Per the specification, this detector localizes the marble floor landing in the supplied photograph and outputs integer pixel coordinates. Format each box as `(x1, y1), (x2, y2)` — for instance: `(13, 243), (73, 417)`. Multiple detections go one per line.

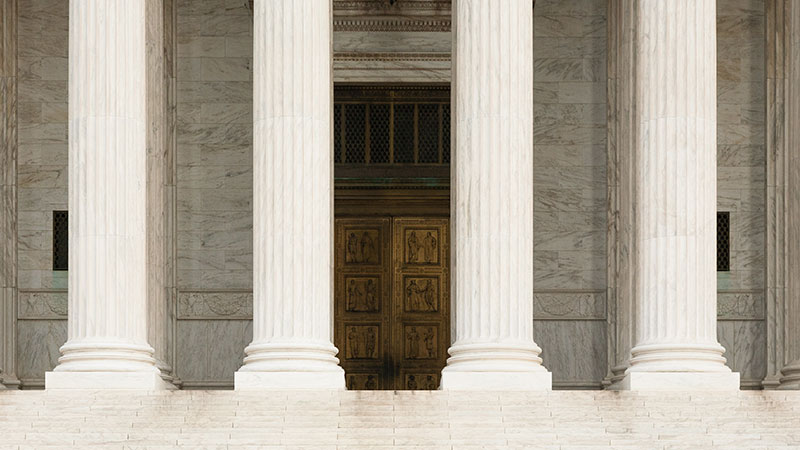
(0, 390), (799, 449)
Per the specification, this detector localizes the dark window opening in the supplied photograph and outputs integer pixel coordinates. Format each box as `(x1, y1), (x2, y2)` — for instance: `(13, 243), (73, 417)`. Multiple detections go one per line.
(717, 211), (730, 272)
(53, 210), (68, 271)
(333, 86), (450, 166)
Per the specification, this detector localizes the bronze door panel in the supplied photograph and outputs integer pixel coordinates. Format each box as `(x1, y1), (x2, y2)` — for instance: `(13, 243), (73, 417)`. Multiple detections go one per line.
(392, 218), (449, 390)
(335, 218), (391, 391)
(335, 217), (449, 390)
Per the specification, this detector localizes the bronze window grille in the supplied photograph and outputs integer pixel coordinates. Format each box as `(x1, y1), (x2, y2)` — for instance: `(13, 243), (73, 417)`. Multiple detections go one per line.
(717, 211), (730, 272)
(333, 86), (450, 166)
(53, 210), (68, 271)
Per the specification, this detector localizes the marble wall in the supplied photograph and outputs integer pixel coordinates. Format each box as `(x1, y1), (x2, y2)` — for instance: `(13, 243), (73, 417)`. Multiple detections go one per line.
(532, 0), (609, 388)
(716, 0), (767, 388)
(14, 0), (68, 387)
(174, 0), (253, 387)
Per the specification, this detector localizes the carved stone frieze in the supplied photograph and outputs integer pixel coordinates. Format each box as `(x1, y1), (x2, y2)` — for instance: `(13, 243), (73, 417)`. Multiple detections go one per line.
(333, 52), (450, 62)
(334, 0), (451, 15)
(177, 291), (252, 320)
(533, 292), (606, 320)
(334, 18), (450, 32)
(18, 291), (68, 319)
(717, 292), (765, 320)
(332, 0), (451, 32)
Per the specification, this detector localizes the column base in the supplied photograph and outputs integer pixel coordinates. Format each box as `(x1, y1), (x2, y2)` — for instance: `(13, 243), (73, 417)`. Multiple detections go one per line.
(45, 371), (176, 390)
(440, 341), (551, 390)
(440, 370), (552, 390)
(779, 361), (800, 389)
(235, 340), (345, 389)
(613, 372), (740, 391)
(235, 371), (345, 390)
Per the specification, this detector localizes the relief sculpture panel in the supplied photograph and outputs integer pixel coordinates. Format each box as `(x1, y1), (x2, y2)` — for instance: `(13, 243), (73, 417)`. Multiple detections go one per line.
(404, 228), (440, 265)
(345, 277), (380, 312)
(346, 373), (381, 390)
(403, 325), (438, 360)
(345, 325), (380, 360)
(404, 276), (439, 312)
(344, 229), (380, 264)
(403, 373), (440, 390)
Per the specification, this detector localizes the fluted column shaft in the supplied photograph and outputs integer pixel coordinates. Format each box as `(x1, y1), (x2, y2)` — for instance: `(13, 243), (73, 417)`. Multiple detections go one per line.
(46, 0), (166, 389)
(235, 0), (344, 389)
(622, 0), (738, 390)
(440, 0), (550, 390)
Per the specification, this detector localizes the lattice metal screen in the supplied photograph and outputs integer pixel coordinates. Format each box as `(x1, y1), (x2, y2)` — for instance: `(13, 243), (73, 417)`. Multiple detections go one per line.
(53, 210), (68, 271)
(717, 211), (730, 272)
(334, 86), (450, 166)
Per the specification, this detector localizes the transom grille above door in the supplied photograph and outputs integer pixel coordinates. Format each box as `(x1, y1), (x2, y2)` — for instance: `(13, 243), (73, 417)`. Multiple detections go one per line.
(334, 86), (450, 166)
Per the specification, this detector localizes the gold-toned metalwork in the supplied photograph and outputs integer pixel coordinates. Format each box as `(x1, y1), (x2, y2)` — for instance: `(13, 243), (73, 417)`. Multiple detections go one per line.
(335, 217), (449, 390)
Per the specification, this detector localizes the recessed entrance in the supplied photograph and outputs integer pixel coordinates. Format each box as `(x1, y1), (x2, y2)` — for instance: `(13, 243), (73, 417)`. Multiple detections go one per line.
(333, 85), (450, 390)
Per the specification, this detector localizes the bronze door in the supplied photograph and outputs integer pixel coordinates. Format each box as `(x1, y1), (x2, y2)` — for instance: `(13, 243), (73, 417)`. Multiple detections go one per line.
(335, 217), (449, 390)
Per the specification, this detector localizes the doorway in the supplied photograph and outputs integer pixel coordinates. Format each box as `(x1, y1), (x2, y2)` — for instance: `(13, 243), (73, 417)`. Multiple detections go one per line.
(334, 217), (449, 390)
(333, 85), (450, 389)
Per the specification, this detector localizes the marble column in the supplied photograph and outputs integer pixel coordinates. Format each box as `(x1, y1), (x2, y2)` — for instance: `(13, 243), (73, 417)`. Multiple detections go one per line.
(235, 0), (344, 389)
(45, 0), (168, 390)
(0, 0), (20, 390)
(145, 0), (174, 384)
(619, 0), (739, 390)
(440, 0), (551, 390)
(779, 0), (800, 390)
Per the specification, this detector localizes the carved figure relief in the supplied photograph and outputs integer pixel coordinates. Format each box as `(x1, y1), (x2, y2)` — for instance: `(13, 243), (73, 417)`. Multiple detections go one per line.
(405, 373), (438, 390)
(346, 277), (380, 312)
(404, 229), (439, 264)
(346, 325), (379, 360)
(404, 277), (438, 312)
(346, 373), (380, 390)
(404, 325), (437, 359)
(345, 229), (379, 264)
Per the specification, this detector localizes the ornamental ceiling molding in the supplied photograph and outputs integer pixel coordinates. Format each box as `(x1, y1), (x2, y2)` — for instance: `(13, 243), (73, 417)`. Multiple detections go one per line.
(334, 18), (450, 32)
(333, 52), (450, 62)
(333, 0), (451, 31)
(333, 0), (451, 15)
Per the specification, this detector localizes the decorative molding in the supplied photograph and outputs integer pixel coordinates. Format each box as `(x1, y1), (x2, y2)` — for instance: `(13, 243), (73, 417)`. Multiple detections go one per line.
(177, 291), (252, 320)
(533, 292), (606, 320)
(334, 52), (450, 63)
(17, 291), (68, 320)
(334, 0), (451, 15)
(717, 292), (765, 321)
(334, 18), (450, 32)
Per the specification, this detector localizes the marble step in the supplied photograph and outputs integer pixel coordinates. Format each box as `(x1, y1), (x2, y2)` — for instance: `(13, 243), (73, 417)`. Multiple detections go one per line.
(0, 391), (799, 449)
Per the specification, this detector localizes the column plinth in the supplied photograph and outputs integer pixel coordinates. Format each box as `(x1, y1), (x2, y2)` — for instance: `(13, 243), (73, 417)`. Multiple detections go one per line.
(234, 0), (344, 390)
(617, 0), (738, 391)
(440, 0), (551, 391)
(45, 0), (170, 390)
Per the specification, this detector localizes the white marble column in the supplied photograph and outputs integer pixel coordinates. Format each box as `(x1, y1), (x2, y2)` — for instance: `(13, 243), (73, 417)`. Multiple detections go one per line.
(45, 0), (168, 390)
(440, 0), (551, 390)
(235, 0), (344, 389)
(619, 0), (739, 390)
